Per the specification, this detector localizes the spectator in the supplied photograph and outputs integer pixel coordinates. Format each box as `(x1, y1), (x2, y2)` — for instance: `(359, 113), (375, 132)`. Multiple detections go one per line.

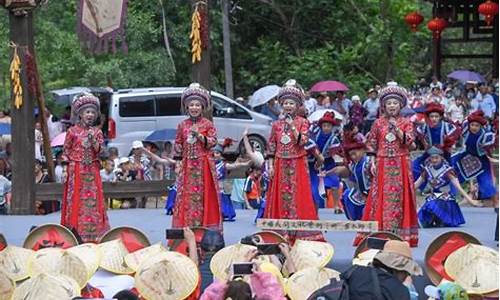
(100, 159), (116, 182)
(160, 141), (174, 180)
(332, 91), (351, 116)
(108, 147), (120, 170)
(34, 159), (59, 215)
(45, 108), (62, 141)
(54, 150), (66, 183)
(0, 170), (11, 215)
(316, 93), (332, 110)
(303, 91), (318, 115)
(427, 87), (447, 106)
(129, 141), (151, 181)
(362, 88), (379, 134)
(243, 167), (264, 210)
(349, 95), (366, 128)
(471, 83), (496, 120)
(259, 98), (281, 120)
(446, 94), (466, 124)
(235, 96), (249, 108)
(0, 110), (11, 124)
(429, 75), (443, 90)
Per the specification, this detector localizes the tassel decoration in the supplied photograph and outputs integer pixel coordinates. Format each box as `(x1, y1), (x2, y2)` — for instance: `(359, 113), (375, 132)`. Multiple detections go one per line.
(9, 44), (22, 110)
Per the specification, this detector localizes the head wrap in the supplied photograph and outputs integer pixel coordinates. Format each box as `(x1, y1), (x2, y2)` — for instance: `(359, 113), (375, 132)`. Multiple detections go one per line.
(427, 146), (444, 156)
(425, 102), (445, 115)
(378, 85), (408, 108)
(467, 111), (488, 126)
(277, 79), (305, 105)
(71, 93), (100, 123)
(181, 83), (211, 109)
(318, 111), (340, 126)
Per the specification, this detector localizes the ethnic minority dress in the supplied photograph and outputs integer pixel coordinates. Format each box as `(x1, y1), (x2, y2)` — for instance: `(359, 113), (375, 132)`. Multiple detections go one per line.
(341, 155), (372, 221)
(215, 160), (236, 221)
(354, 116), (419, 247)
(173, 117), (222, 231)
(417, 161), (465, 228)
(265, 116), (323, 242)
(413, 120), (460, 180)
(306, 127), (341, 208)
(452, 125), (496, 200)
(61, 124), (110, 242)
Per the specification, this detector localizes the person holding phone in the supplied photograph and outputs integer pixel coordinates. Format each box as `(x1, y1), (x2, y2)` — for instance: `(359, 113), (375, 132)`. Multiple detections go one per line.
(265, 80), (324, 243)
(171, 83), (222, 232)
(353, 85), (419, 247)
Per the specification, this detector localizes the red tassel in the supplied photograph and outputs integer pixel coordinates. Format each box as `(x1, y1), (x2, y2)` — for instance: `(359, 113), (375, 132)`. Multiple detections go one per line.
(24, 49), (38, 97)
(199, 7), (209, 49)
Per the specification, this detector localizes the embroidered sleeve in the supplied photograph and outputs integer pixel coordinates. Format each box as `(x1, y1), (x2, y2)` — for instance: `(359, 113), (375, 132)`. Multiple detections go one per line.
(366, 119), (379, 152)
(62, 128), (74, 162)
(480, 131), (496, 153)
(443, 122), (461, 150)
(267, 122), (277, 158)
(297, 118), (309, 146)
(94, 128), (104, 153)
(204, 120), (218, 149)
(174, 122), (183, 160)
(401, 118), (415, 146)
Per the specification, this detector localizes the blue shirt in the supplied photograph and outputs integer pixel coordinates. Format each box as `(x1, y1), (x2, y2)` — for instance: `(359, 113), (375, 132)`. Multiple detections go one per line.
(471, 93), (496, 119)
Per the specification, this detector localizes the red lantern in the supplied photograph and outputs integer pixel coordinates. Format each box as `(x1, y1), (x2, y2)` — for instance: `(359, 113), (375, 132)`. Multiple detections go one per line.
(478, 0), (499, 26)
(405, 11), (424, 32)
(427, 17), (448, 39)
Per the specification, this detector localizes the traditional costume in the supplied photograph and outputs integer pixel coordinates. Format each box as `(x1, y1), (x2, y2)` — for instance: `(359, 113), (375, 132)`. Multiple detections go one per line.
(341, 141), (372, 221)
(265, 80), (323, 242)
(307, 111), (342, 208)
(417, 147), (465, 228)
(172, 83), (222, 231)
(213, 141), (237, 222)
(61, 94), (110, 242)
(354, 85), (419, 247)
(413, 102), (460, 180)
(452, 111), (497, 200)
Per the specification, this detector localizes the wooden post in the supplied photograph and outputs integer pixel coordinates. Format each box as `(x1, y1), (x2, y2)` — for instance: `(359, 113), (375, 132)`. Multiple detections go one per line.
(432, 37), (442, 80)
(493, 15), (498, 78)
(222, 0), (233, 99)
(9, 9), (36, 214)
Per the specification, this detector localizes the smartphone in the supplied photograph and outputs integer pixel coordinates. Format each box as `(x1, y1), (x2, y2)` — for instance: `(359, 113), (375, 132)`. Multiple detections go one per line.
(367, 237), (388, 250)
(232, 263), (254, 276)
(257, 243), (281, 255)
(165, 229), (184, 240)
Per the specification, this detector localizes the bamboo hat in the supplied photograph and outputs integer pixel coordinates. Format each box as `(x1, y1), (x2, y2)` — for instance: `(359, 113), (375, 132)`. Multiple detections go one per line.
(286, 267), (341, 300)
(135, 251), (200, 300)
(289, 240), (334, 271)
(425, 231), (481, 285)
(210, 243), (257, 281)
(0, 233), (6, 251)
(0, 270), (15, 300)
(66, 243), (102, 279)
(28, 247), (89, 289)
(444, 244), (498, 295)
(98, 226), (151, 253)
(252, 231), (287, 244)
(98, 239), (134, 275)
(124, 243), (168, 272)
(23, 223), (78, 251)
(11, 273), (80, 300)
(0, 245), (34, 281)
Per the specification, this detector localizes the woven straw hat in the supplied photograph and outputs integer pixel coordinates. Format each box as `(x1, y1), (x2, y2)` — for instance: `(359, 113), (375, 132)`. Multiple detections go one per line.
(98, 239), (134, 274)
(0, 233), (6, 251)
(23, 223), (78, 251)
(373, 240), (423, 276)
(124, 243), (168, 272)
(28, 247), (89, 289)
(210, 243), (257, 281)
(425, 231), (481, 285)
(286, 267), (340, 300)
(135, 251), (199, 300)
(252, 231), (287, 244)
(290, 240), (334, 271)
(0, 270), (15, 300)
(66, 243), (102, 279)
(444, 244), (498, 294)
(99, 226), (151, 253)
(0, 245), (34, 281)
(12, 273), (80, 300)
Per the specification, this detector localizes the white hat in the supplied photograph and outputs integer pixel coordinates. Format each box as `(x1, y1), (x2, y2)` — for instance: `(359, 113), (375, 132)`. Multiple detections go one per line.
(118, 157), (130, 165)
(132, 141), (143, 149)
(351, 95), (361, 102)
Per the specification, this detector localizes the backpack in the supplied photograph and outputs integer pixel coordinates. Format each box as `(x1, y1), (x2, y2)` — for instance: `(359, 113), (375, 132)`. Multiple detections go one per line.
(307, 266), (383, 300)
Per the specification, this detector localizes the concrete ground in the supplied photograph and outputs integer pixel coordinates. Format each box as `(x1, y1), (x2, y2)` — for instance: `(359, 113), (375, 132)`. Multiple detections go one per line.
(1, 207), (497, 299)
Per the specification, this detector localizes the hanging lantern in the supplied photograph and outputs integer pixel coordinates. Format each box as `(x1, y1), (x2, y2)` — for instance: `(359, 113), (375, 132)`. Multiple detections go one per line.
(427, 17), (447, 40)
(478, 0), (499, 26)
(405, 11), (424, 32)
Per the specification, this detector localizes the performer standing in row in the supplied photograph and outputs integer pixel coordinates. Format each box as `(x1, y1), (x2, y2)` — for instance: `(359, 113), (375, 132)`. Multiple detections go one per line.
(265, 79), (323, 242)
(61, 93), (110, 242)
(172, 83), (222, 231)
(354, 85), (419, 247)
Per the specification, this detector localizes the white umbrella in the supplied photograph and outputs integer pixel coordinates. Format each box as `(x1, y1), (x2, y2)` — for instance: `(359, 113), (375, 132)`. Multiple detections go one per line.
(307, 109), (343, 122)
(248, 85), (280, 108)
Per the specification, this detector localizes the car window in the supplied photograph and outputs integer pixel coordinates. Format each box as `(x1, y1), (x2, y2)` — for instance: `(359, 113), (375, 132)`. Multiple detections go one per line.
(119, 95), (155, 117)
(212, 96), (252, 120)
(156, 95), (182, 116)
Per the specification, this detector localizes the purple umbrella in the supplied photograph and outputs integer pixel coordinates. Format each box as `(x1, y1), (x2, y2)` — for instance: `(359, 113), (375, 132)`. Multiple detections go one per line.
(447, 70), (486, 83)
(310, 80), (349, 93)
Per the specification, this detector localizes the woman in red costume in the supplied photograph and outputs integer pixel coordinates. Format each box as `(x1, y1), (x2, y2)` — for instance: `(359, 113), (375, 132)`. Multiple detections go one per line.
(354, 85), (419, 247)
(265, 79), (323, 242)
(172, 83), (222, 231)
(61, 93), (110, 242)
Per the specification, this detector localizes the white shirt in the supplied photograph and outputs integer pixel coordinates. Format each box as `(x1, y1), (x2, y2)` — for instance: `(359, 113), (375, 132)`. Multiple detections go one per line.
(304, 98), (318, 115)
(446, 101), (465, 123)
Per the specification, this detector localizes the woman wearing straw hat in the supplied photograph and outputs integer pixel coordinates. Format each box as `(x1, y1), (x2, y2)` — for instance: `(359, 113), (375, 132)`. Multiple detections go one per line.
(265, 79), (323, 242)
(353, 85), (419, 247)
(61, 93), (110, 242)
(172, 83), (222, 231)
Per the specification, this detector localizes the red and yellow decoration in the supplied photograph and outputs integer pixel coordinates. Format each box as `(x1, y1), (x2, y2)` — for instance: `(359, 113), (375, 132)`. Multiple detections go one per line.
(9, 43), (22, 109)
(190, 4), (202, 63)
(478, 0), (499, 26)
(405, 11), (424, 32)
(427, 17), (447, 40)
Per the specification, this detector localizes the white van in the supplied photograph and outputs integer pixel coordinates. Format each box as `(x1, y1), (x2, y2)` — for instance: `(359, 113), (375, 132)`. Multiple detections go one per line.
(107, 87), (272, 156)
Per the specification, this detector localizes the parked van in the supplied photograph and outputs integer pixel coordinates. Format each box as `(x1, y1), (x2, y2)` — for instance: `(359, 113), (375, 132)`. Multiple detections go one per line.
(107, 87), (272, 156)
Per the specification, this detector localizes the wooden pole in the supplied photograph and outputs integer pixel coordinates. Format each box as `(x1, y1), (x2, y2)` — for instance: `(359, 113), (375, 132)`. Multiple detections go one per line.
(222, 0), (233, 98)
(431, 37), (442, 80)
(9, 9), (36, 214)
(493, 15), (498, 78)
